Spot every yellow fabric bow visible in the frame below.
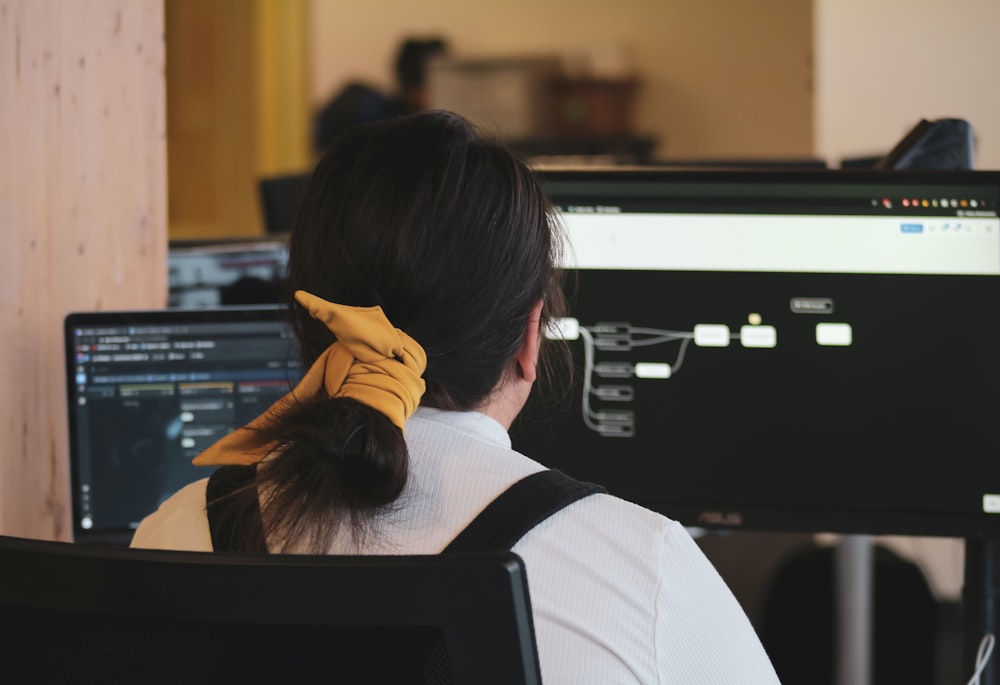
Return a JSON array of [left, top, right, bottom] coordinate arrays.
[[192, 290, 427, 466]]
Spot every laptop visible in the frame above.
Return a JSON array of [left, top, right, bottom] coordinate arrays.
[[64, 306, 303, 545]]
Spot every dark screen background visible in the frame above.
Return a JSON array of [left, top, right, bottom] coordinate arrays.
[[511, 268, 1000, 535], [68, 314, 301, 540]]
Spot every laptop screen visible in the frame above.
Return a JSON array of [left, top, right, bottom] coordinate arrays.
[[65, 306, 302, 545]]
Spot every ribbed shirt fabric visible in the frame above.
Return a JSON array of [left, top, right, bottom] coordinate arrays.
[[131, 407, 781, 684]]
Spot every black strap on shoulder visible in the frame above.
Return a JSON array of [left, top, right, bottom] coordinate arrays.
[[442, 469, 605, 555], [206, 464, 266, 553], [206, 465, 604, 556]]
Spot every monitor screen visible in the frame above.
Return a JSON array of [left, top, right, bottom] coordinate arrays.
[[65, 306, 302, 544], [512, 168, 1000, 538], [168, 239, 288, 308]]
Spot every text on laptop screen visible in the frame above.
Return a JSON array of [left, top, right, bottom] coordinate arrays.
[[66, 307, 301, 543]]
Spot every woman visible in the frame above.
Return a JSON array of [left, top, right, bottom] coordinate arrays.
[[132, 111, 779, 683]]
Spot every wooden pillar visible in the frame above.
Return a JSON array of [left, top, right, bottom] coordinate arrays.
[[0, 0, 167, 541]]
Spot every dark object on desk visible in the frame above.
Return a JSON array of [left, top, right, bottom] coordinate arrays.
[[838, 154, 883, 169], [0, 534, 541, 685], [875, 118, 975, 171], [839, 118, 975, 170], [219, 274, 284, 305], [758, 543, 938, 685], [258, 171, 310, 235]]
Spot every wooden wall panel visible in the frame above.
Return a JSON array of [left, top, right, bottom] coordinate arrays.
[[255, 0, 310, 178], [166, 0, 257, 239], [0, 0, 167, 540], [166, 0, 311, 240]]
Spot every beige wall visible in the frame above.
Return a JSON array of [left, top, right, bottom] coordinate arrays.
[[815, 0, 1000, 170], [0, 0, 167, 540], [309, 0, 814, 160]]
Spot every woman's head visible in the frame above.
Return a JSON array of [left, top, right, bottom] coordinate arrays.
[[287, 110, 566, 411], [215, 112, 567, 553]]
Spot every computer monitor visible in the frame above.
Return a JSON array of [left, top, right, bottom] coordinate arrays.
[[64, 306, 302, 545], [168, 239, 288, 308], [512, 167, 1000, 538]]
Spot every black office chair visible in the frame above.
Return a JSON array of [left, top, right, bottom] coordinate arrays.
[[0, 534, 541, 685], [258, 172, 310, 235], [873, 117, 975, 171]]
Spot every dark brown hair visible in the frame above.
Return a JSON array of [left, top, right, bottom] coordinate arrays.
[[225, 111, 568, 553]]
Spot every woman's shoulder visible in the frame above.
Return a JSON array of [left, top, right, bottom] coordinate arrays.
[[129, 477, 213, 552], [519, 490, 781, 683], [567, 486, 680, 541], [516, 485, 688, 587]]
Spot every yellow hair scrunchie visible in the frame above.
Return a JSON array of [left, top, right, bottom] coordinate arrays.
[[192, 290, 427, 466]]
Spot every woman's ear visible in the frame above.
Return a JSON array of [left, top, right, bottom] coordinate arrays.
[[514, 299, 545, 384]]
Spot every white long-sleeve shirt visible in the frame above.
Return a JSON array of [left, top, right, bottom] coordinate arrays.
[[132, 407, 781, 684]]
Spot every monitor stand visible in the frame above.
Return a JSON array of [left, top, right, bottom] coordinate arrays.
[[835, 535, 873, 685], [964, 538, 1000, 684], [837, 535, 1000, 684]]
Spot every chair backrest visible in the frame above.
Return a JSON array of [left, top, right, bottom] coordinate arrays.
[[258, 172, 310, 235], [874, 117, 975, 170], [0, 535, 541, 685]]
